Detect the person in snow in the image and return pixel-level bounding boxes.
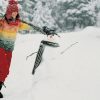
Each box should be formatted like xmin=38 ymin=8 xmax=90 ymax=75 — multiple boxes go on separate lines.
xmin=0 ymin=0 xmax=36 ymax=98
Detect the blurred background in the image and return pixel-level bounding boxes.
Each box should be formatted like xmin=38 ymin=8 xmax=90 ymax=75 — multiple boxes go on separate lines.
xmin=0 ymin=0 xmax=100 ymax=33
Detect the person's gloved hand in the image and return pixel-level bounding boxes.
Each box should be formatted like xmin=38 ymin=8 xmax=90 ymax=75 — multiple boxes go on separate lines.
xmin=42 ymin=26 xmax=56 ymax=36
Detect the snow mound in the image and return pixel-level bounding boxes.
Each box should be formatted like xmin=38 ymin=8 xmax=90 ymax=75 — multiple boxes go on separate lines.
xmin=2 ymin=26 xmax=100 ymax=100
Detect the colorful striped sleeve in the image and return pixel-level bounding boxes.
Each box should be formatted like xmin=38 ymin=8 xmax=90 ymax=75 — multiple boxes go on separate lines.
xmin=18 ymin=22 xmax=32 ymax=31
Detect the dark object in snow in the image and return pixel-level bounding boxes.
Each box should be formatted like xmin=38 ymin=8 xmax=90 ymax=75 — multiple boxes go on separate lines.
xmin=42 ymin=26 xmax=55 ymax=36
xmin=32 ymin=41 xmax=45 ymax=75
xmin=0 ymin=92 xmax=3 ymax=98
xmin=0 ymin=82 xmax=4 ymax=98
xmin=32 ymin=40 xmax=59 ymax=75
xmin=41 ymin=40 xmax=59 ymax=47
xmin=42 ymin=26 xmax=60 ymax=37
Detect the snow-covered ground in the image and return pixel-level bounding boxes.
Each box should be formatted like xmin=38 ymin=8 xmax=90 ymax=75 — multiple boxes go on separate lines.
xmin=1 ymin=26 xmax=100 ymax=100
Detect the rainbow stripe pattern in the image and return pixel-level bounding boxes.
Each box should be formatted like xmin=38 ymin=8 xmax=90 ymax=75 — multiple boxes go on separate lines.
xmin=0 ymin=20 xmax=30 ymax=51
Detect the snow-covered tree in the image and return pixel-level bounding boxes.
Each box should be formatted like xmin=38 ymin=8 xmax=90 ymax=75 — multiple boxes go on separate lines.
xmin=0 ymin=0 xmax=100 ymax=32
xmin=52 ymin=0 xmax=97 ymax=31
xmin=31 ymin=0 xmax=58 ymax=29
xmin=19 ymin=0 xmax=36 ymax=22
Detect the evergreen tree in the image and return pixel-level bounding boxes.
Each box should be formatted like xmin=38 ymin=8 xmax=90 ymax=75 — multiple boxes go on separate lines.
xmin=52 ymin=0 xmax=97 ymax=31
xmin=0 ymin=0 xmax=100 ymax=32
xmin=32 ymin=0 xmax=58 ymax=29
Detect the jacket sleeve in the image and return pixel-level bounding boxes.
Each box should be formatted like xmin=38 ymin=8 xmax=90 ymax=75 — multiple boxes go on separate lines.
xmin=18 ymin=22 xmax=33 ymax=31
xmin=18 ymin=22 xmax=45 ymax=35
xmin=0 ymin=20 xmax=3 ymax=32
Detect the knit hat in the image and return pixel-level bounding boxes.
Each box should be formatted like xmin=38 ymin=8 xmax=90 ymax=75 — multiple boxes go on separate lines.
xmin=6 ymin=0 xmax=19 ymax=19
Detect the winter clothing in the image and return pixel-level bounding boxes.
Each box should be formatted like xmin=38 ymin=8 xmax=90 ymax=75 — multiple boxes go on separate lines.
xmin=0 ymin=48 xmax=12 ymax=82
xmin=0 ymin=0 xmax=30 ymax=83
xmin=0 ymin=19 xmax=30 ymax=51
xmin=0 ymin=0 xmax=33 ymax=98
xmin=0 ymin=21 xmax=30 ymax=82
xmin=6 ymin=0 xmax=19 ymax=19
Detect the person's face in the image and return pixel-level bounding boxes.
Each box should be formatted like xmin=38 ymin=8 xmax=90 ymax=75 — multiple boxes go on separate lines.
xmin=12 ymin=12 xmax=18 ymax=19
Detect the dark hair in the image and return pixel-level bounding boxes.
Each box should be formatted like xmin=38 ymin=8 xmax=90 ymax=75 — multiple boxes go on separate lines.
xmin=4 ymin=14 xmax=20 ymax=24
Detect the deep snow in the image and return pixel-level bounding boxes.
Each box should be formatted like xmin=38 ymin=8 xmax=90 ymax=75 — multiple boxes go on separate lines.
xmin=1 ymin=26 xmax=100 ymax=100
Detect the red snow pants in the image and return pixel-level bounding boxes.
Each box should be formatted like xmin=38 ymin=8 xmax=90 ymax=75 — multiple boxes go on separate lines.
xmin=0 ymin=48 xmax=12 ymax=82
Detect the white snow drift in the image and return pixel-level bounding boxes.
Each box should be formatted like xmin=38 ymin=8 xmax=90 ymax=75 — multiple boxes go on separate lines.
xmin=1 ymin=26 xmax=100 ymax=100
